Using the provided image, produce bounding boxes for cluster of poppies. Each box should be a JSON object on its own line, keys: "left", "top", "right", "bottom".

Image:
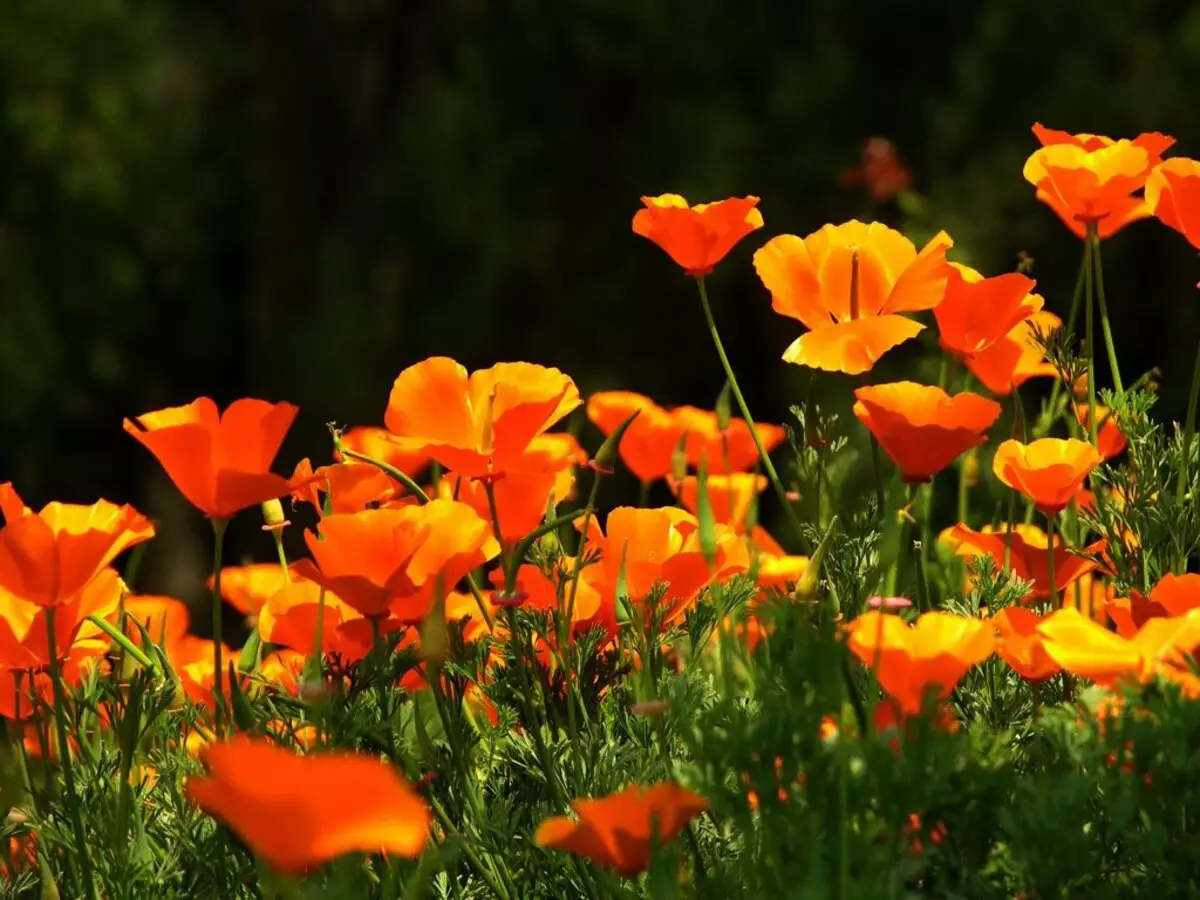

{"left": 6, "top": 121, "right": 1200, "bottom": 885}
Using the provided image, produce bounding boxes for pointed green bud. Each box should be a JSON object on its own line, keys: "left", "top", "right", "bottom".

{"left": 671, "top": 430, "right": 689, "bottom": 485}
{"left": 593, "top": 409, "right": 640, "bottom": 475}
{"left": 715, "top": 380, "right": 733, "bottom": 432}
{"left": 795, "top": 515, "right": 839, "bottom": 604}
{"left": 696, "top": 455, "right": 718, "bottom": 571}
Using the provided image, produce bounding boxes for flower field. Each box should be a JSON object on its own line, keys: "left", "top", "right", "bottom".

{"left": 5, "top": 123, "right": 1200, "bottom": 898}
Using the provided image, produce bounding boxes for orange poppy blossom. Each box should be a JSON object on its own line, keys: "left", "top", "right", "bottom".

{"left": 124, "top": 397, "right": 307, "bottom": 520}
{"left": 939, "top": 523, "right": 1105, "bottom": 602}
{"left": 1075, "top": 404, "right": 1128, "bottom": 460}
{"left": 0, "top": 483, "right": 154, "bottom": 608}
{"left": 587, "top": 391, "right": 683, "bottom": 484}
{"left": 496, "top": 562, "right": 614, "bottom": 643}
{"left": 965, "top": 309, "right": 1062, "bottom": 396}
{"left": 1103, "top": 573, "right": 1200, "bottom": 638}
{"left": 383, "top": 357, "right": 580, "bottom": 480}
{"left": 291, "top": 500, "right": 497, "bottom": 621}
{"left": 671, "top": 406, "right": 785, "bottom": 475}
{"left": 521, "top": 432, "right": 588, "bottom": 502}
{"left": 991, "top": 607, "right": 1062, "bottom": 682}
{"left": 336, "top": 425, "right": 429, "bottom": 480}
{"left": 631, "top": 194, "right": 763, "bottom": 276}
{"left": 207, "top": 563, "right": 291, "bottom": 621}
{"left": 290, "top": 458, "right": 405, "bottom": 516}
{"left": 844, "top": 611, "right": 995, "bottom": 716}
{"left": 933, "top": 265, "right": 1042, "bottom": 362}
{"left": 1146, "top": 157, "right": 1200, "bottom": 248}
{"left": 259, "top": 649, "right": 306, "bottom": 695}
{"left": 255, "top": 577, "right": 374, "bottom": 664}
{"left": 992, "top": 438, "right": 1103, "bottom": 515}
{"left": 1025, "top": 123, "right": 1174, "bottom": 239}
{"left": 852, "top": 382, "right": 1001, "bottom": 484}
{"left": 671, "top": 472, "right": 766, "bottom": 533}
{"left": 1061, "top": 571, "right": 1115, "bottom": 625}
{"left": 753, "top": 220, "right": 953, "bottom": 375}
{"left": 841, "top": 136, "right": 913, "bottom": 202}
{"left": 1036, "top": 606, "right": 1200, "bottom": 695}
{"left": 185, "top": 734, "right": 430, "bottom": 873}
{"left": 534, "top": 782, "right": 709, "bottom": 876}
{"left": 578, "top": 508, "right": 747, "bottom": 630}
{"left": 174, "top": 636, "right": 238, "bottom": 709}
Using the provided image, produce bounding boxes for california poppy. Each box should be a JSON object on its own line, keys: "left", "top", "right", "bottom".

{"left": 1104, "top": 590, "right": 1171, "bottom": 639}
{"left": 0, "top": 566, "right": 121, "bottom": 673}
{"left": 124, "top": 397, "right": 302, "bottom": 520}
{"left": 535, "top": 782, "right": 708, "bottom": 876}
{"left": 292, "top": 500, "right": 497, "bottom": 620}
{"left": 440, "top": 468, "right": 560, "bottom": 545}
{"left": 1149, "top": 573, "right": 1200, "bottom": 617}
{"left": 841, "top": 137, "right": 912, "bottom": 202}
{"left": 256, "top": 577, "right": 373, "bottom": 663}
{"left": 123, "top": 594, "right": 190, "bottom": 653}
{"left": 1104, "top": 573, "right": 1200, "bottom": 637}
{"left": 185, "top": 735, "right": 430, "bottom": 872}
{"left": 1146, "top": 157, "right": 1200, "bottom": 249}
{"left": 0, "top": 484, "right": 154, "bottom": 608}
{"left": 965, "top": 310, "right": 1062, "bottom": 396}
{"left": 174, "top": 636, "right": 238, "bottom": 709}
{"left": 496, "top": 562, "right": 614, "bottom": 642}
{"left": 1075, "top": 405, "right": 1127, "bottom": 460}
{"left": 632, "top": 195, "right": 763, "bottom": 276}
{"left": 290, "top": 459, "right": 404, "bottom": 515}
{"left": 384, "top": 358, "right": 579, "bottom": 479}
{"left": 933, "top": 266, "right": 1041, "bottom": 361}
{"left": 991, "top": 606, "right": 1061, "bottom": 682}
{"left": 336, "top": 426, "right": 429, "bottom": 479}
{"left": 844, "top": 611, "right": 995, "bottom": 715}
{"left": 587, "top": 392, "right": 682, "bottom": 484}
{"left": 208, "top": 563, "right": 290, "bottom": 619}
{"left": 754, "top": 221, "right": 953, "bottom": 374}
{"left": 671, "top": 406, "right": 785, "bottom": 474}
{"left": 940, "top": 523, "right": 1104, "bottom": 602}
{"left": 992, "top": 438, "right": 1102, "bottom": 514}
{"left": 854, "top": 382, "right": 1001, "bottom": 483}
{"left": 1024, "top": 124, "right": 1172, "bottom": 239}
{"left": 671, "top": 472, "right": 766, "bottom": 532}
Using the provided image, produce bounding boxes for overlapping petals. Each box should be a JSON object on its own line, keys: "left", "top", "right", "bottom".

{"left": 1146, "top": 157, "right": 1200, "bottom": 248}
{"left": 992, "top": 438, "right": 1102, "bottom": 514}
{"left": 632, "top": 195, "right": 763, "bottom": 276}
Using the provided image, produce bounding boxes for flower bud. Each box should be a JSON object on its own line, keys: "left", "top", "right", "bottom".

{"left": 715, "top": 381, "right": 733, "bottom": 432}
{"left": 261, "top": 498, "right": 288, "bottom": 531}
{"left": 592, "top": 409, "right": 640, "bottom": 475}
{"left": 962, "top": 448, "right": 980, "bottom": 488}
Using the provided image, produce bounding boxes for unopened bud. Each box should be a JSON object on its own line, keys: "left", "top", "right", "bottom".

{"left": 593, "top": 409, "right": 640, "bottom": 475}
{"left": 671, "top": 431, "right": 689, "bottom": 484}
{"left": 261, "top": 498, "right": 288, "bottom": 531}
{"left": 421, "top": 610, "right": 448, "bottom": 660}
{"left": 715, "top": 381, "right": 733, "bottom": 432}
{"left": 962, "top": 448, "right": 980, "bottom": 488}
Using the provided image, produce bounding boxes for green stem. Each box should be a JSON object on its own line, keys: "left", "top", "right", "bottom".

{"left": 46, "top": 606, "right": 99, "bottom": 900}
{"left": 1090, "top": 228, "right": 1124, "bottom": 395}
{"left": 1083, "top": 236, "right": 1099, "bottom": 446}
{"left": 1046, "top": 513, "right": 1058, "bottom": 607}
{"left": 695, "top": 276, "right": 808, "bottom": 552}
{"left": 86, "top": 614, "right": 158, "bottom": 671}
{"left": 1042, "top": 240, "right": 1089, "bottom": 430}
{"left": 427, "top": 796, "right": 513, "bottom": 900}
{"left": 562, "top": 474, "right": 603, "bottom": 789}
{"left": 336, "top": 444, "right": 429, "bottom": 499}
{"left": 1173, "top": 331, "right": 1200, "bottom": 572}
{"left": 869, "top": 437, "right": 887, "bottom": 518}
{"left": 210, "top": 517, "right": 229, "bottom": 733}
{"left": 638, "top": 479, "right": 650, "bottom": 508}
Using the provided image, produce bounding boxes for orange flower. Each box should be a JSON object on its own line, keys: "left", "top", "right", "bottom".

{"left": 754, "top": 221, "right": 953, "bottom": 375}
{"left": 185, "top": 735, "right": 429, "bottom": 873}
{"left": 124, "top": 397, "right": 301, "bottom": 520}
{"left": 992, "top": 438, "right": 1102, "bottom": 514}
{"left": 587, "top": 392, "right": 683, "bottom": 484}
{"left": 853, "top": 383, "right": 1001, "bottom": 483}
{"left": 1062, "top": 571, "right": 1115, "bottom": 625}
{"left": 0, "top": 484, "right": 153, "bottom": 608}
{"left": 671, "top": 406, "right": 785, "bottom": 475}
{"left": 1150, "top": 573, "right": 1200, "bottom": 617}
{"left": 256, "top": 577, "right": 373, "bottom": 663}
{"left": 175, "top": 636, "right": 238, "bottom": 709}
{"left": 208, "top": 563, "right": 290, "bottom": 618}
{"left": 992, "top": 607, "right": 1061, "bottom": 682}
{"left": 844, "top": 611, "right": 995, "bottom": 715}
{"left": 1104, "top": 590, "right": 1169, "bottom": 638}
{"left": 384, "top": 358, "right": 579, "bottom": 479}
{"left": 754, "top": 551, "right": 810, "bottom": 591}
{"left": 579, "top": 508, "right": 742, "bottom": 629}
{"left": 965, "top": 310, "right": 1062, "bottom": 396}
{"left": 940, "top": 523, "right": 1103, "bottom": 602}
{"left": 292, "top": 500, "right": 497, "bottom": 620}
{"left": 522, "top": 433, "right": 588, "bottom": 502}
{"left": 1024, "top": 124, "right": 1172, "bottom": 238}
{"left": 841, "top": 137, "right": 912, "bottom": 202}
{"left": 0, "top": 567, "right": 121, "bottom": 672}
{"left": 934, "top": 266, "right": 1041, "bottom": 361}
{"left": 260, "top": 649, "right": 306, "bottom": 695}
{"left": 122, "top": 594, "right": 190, "bottom": 652}
{"left": 632, "top": 195, "right": 763, "bottom": 276}
{"left": 336, "top": 426, "right": 429, "bottom": 479}
{"left": 290, "top": 459, "right": 404, "bottom": 515}
{"left": 671, "top": 473, "right": 766, "bottom": 532}
{"left": 1146, "top": 157, "right": 1200, "bottom": 249}
{"left": 501, "top": 562, "right": 614, "bottom": 641}
{"left": 535, "top": 782, "right": 708, "bottom": 876}
{"left": 1075, "top": 405, "right": 1127, "bottom": 460}
{"left": 1104, "top": 573, "right": 1200, "bottom": 637}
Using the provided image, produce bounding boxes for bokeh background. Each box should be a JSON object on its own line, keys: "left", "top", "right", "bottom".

{"left": 4, "top": 0, "right": 1200, "bottom": 609}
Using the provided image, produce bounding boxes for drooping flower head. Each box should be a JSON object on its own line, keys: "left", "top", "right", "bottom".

{"left": 632, "top": 195, "right": 763, "bottom": 276}
{"left": 124, "top": 397, "right": 301, "bottom": 520}
{"left": 1024, "top": 124, "right": 1174, "bottom": 239}
{"left": 853, "top": 382, "right": 1001, "bottom": 483}
{"left": 384, "top": 358, "right": 579, "bottom": 479}
{"left": 754, "top": 221, "right": 953, "bottom": 374}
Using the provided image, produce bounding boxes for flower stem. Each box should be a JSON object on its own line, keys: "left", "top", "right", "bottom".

{"left": 45, "top": 606, "right": 99, "bottom": 900}
{"left": 1174, "top": 331, "right": 1200, "bottom": 571}
{"left": 86, "top": 614, "right": 158, "bottom": 672}
{"left": 1090, "top": 228, "right": 1124, "bottom": 395}
{"left": 1083, "top": 236, "right": 1099, "bottom": 446}
{"left": 695, "top": 275, "right": 808, "bottom": 552}
{"left": 210, "top": 517, "right": 229, "bottom": 733}
{"left": 1041, "top": 240, "right": 1089, "bottom": 433}
{"left": 1045, "top": 513, "right": 1058, "bottom": 607}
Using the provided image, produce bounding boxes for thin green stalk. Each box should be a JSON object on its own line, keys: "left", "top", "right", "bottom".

{"left": 638, "top": 479, "right": 650, "bottom": 508}
{"left": 86, "top": 614, "right": 158, "bottom": 672}
{"left": 1174, "top": 331, "right": 1200, "bottom": 572}
{"left": 210, "top": 517, "right": 229, "bottom": 733}
{"left": 428, "top": 794, "right": 514, "bottom": 900}
{"left": 336, "top": 444, "right": 429, "bottom": 499}
{"left": 1090, "top": 228, "right": 1124, "bottom": 394}
{"left": 562, "top": 473, "right": 603, "bottom": 789}
{"left": 1045, "top": 513, "right": 1058, "bottom": 607}
{"left": 45, "top": 606, "right": 99, "bottom": 900}
{"left": 869, "top": 437, "right": 887, "bottom": 518}
{"left": 1042, "top": 241, "right": 1089, "bottom": 431}
{"left": 504, "top": 608, "right": 566, "bottom": 809}
{"left": 695, "top": 276, "right": 808, "bottom": 552}
{"left": 1083, "top": 235, "right": 1099, "bottom": 446}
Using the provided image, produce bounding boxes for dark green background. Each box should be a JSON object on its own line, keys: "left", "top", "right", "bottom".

{"left": 3, "top": 0, "right": 1199, "bottom": 603}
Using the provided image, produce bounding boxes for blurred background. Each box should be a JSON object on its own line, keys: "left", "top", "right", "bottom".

{"left": 3, "top": 0, "right": 1200, "bottom": 608}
